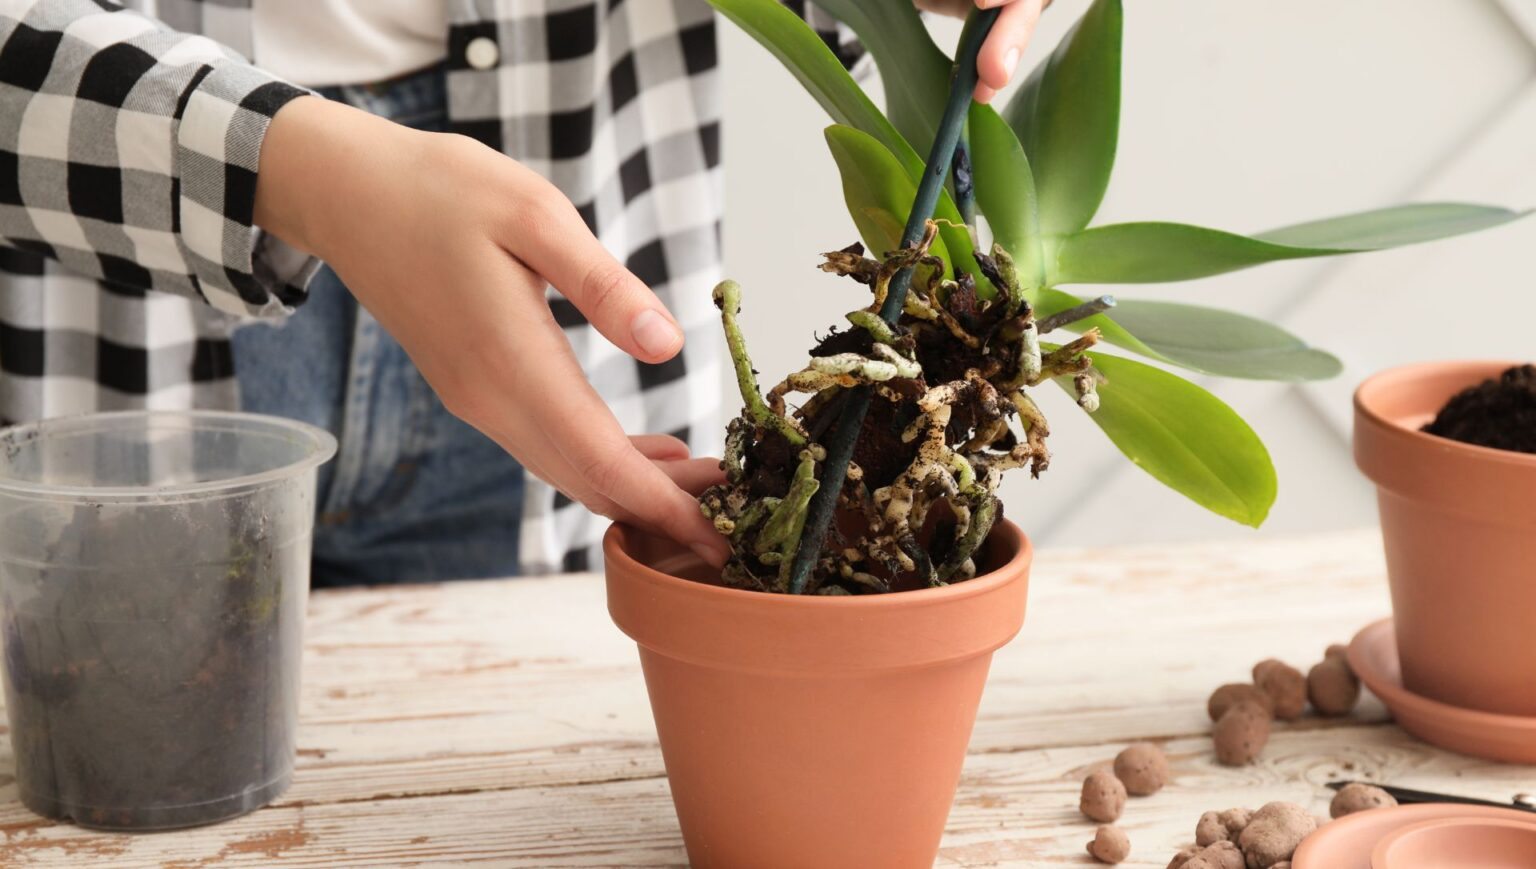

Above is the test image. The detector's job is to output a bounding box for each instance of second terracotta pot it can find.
[1354,360,1536,717]
[605,521,1031,869]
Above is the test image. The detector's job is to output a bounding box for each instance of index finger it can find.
[499,169,684,365]
[508,310,729,562]
[554,396,728,561]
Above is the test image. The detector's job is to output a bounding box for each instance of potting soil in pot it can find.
[1422,364,1536,454]
[0,503,306,830]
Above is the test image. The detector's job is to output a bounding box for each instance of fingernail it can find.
[1003,47,1020,80]
[632,309,682,358]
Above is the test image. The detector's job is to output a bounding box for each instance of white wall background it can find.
[719,0,1536,547]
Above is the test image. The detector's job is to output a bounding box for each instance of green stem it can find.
[953,127,978,243]
[786,9,1000,595]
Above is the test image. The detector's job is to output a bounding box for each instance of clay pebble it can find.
[1196,806,1253,845]
[1168,845,1201,869]
[1252,659,1307,721]
[1213,700,1271,766]
[1307,657,1360,717]
[1184,841,1244,869]
[1208,683,1275,721]
[1087,824,1131,864]
[1238,801,1318,868]
[1080,767,1128,822]
[1114,742,1170,796]
[1329,782,1397,818]
[1218,808,1252,833]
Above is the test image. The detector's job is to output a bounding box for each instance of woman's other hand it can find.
[915,0,1053,103]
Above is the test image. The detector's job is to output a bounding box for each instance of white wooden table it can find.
[1,529,1531,867]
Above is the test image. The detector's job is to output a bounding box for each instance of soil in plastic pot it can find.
[1423,363,1536,453]
[0,506,305,830]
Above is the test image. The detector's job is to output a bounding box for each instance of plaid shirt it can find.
[0,0,860,574]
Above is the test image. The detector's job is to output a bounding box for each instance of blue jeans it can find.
[233,66,523,587]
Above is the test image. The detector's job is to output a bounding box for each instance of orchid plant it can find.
[697,0,1524,595]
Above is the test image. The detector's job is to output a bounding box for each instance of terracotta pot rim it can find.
[605,521,1032,673]
[1354,359,1536,472]
[603,520,1032,609]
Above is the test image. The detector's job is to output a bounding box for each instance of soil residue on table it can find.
[1422,364,1536,454]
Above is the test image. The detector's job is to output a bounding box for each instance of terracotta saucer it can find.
[1371,817,1536,868]
[1348,619,1536,764]
[1293,804,1536,869]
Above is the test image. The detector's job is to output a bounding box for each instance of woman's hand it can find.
[916,0,1053,103]
[253,97,729,566]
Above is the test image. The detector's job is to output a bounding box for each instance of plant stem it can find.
[953,130,978,246]
[786,8,1000,595]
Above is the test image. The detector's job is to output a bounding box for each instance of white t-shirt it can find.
[251,0,448,88]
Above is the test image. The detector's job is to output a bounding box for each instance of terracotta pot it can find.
[604,521,1031,869]
[1354,360,1536,717]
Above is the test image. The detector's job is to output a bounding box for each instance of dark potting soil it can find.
[1422,364,1536,454]
[0,506,304,830]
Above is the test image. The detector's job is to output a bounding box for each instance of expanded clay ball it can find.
[1219,808,1252,835]
[1252,659,1307,721]
[1197,808,1252,846]
[1308,656,1360,717]
[1238,802,1318,868]
[1087,825,1131,864]
[1208,683,1275,721]
[1184,841,1244,869]
[1329,782,1396,818]
[1114,742,1170,796]
[1080,768,1128,822]
[1325,643,1349,663]
[1196,811,1231,846]
[1168,845,1201,869]
[1213,701,1271,766]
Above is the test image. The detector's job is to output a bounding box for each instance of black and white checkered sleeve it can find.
[0,0,319,319]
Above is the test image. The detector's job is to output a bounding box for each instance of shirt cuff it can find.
[174,63,319,318]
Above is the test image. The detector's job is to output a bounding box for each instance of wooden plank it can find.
[0,722,1526,867]
[0,533,1393,811]
[3,529,1518,868]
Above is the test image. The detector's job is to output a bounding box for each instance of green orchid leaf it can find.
[1048,203,1528,284]
[856,207,908,256]
[810,0,951,155]
[1253,202,1530,249]
[1033,289,1340,381]
[706,0,988,290]
[824,125,988,291]
[706,0,911,163]
[826,126,953,274]
[967,103,1042,284]
[1002,0,1123,235]
[1106,299,1342,381]
[1061,351,1276,527]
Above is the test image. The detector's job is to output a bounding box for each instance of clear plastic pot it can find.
[0,411,336,830]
